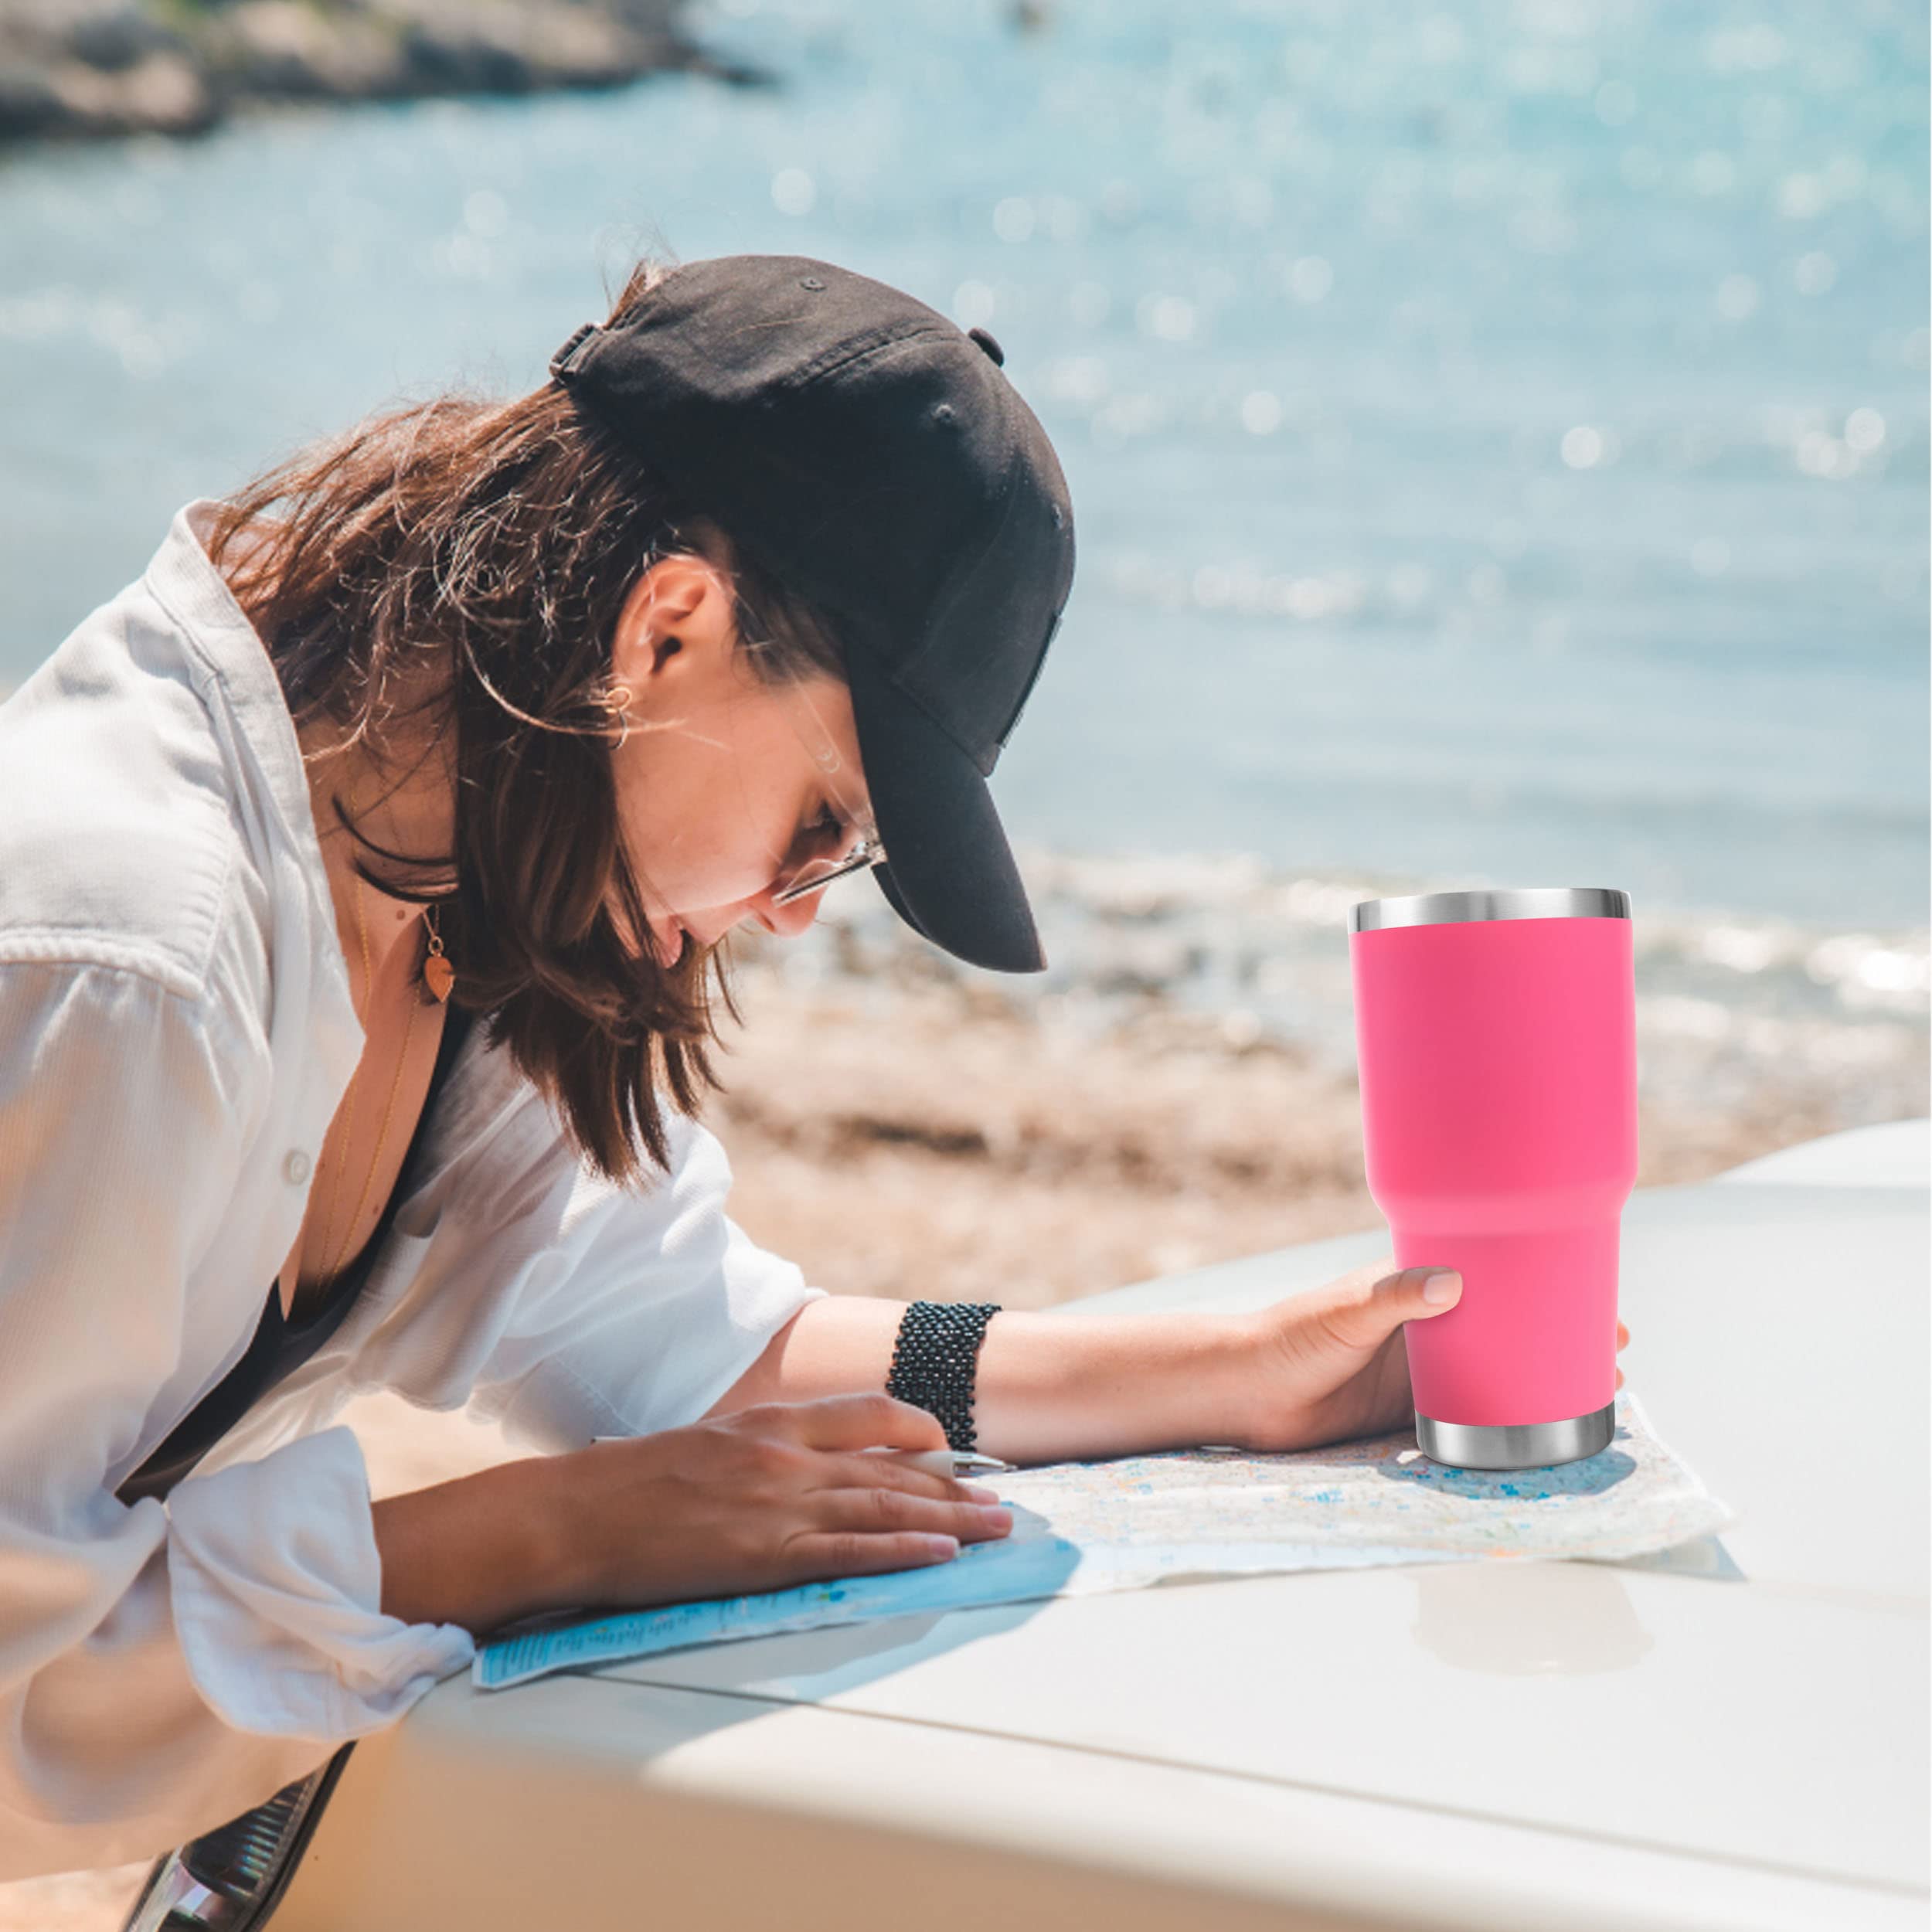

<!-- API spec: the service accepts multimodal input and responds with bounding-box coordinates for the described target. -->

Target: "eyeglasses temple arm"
[771,845,885,907]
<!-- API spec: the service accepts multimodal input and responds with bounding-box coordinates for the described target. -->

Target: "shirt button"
[283,1149,313,1186]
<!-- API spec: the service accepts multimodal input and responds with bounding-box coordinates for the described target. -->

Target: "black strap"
[115,1002,477,1507]
[549,321,600,383]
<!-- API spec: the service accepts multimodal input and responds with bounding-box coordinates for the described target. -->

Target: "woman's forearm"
[703,1294,1259,1464]
[975,1304,1260,1461]
[369,1298,1251,1634]
[370,1454,582,1633]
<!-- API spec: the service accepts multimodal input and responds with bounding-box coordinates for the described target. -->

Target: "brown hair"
[206,255,847,1188]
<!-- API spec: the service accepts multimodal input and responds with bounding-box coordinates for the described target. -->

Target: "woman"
[0,250,1624,1879]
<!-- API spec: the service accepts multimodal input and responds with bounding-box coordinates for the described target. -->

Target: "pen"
[590,1437,1012,1478]
[860,1447,1015,1478]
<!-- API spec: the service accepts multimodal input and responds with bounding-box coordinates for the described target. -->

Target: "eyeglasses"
[770,681,887,908]
[771,835,886,906]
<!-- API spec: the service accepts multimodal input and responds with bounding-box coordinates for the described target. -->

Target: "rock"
[0,60,67,138]
[0,0,186,67]
[43,49,216,135]
[522,5,663,89]
[209,2,410,99]
[59,0,179,73]
[0,0,209,136]
[0,0,718,145]
[387,0,661,96]
[394,5,536,94]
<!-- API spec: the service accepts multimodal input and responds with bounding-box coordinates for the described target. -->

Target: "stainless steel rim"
[1349,887,1631,934]
[1415,1402,1616,1471]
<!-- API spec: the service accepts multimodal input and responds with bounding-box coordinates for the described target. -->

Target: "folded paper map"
[475,1386,1736,1691]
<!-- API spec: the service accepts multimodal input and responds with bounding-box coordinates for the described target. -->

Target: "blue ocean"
[0,0,1924,1080]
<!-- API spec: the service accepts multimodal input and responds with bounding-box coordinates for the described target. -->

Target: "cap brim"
[844,645,1045,973]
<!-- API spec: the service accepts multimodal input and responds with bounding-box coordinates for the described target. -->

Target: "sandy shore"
[4,880,1922,1928]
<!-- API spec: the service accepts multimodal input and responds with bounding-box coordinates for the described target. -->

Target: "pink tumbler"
[1348,888,1638,1470]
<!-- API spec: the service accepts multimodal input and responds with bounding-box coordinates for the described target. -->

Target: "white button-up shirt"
[0,499,825,1879]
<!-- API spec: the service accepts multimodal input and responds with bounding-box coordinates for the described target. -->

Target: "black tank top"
[116,1001,478,1508]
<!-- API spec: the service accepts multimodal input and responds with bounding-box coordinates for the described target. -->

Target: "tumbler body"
[1349,889,1638,1468]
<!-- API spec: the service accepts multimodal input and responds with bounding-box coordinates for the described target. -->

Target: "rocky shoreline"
[0,0,767,146]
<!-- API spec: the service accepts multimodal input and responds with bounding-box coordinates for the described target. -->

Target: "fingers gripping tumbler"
[1348,889,1638,1471]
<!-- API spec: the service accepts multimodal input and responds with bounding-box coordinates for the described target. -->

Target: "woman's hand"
[1230,1256,1631,1455]
[549,1392,1013,1614]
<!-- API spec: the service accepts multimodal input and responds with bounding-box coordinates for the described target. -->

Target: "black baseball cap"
[547,253,1076,972]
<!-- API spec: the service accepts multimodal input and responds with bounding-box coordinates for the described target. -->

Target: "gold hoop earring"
[601,682,634,750]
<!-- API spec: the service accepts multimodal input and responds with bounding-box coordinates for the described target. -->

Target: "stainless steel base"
[1414,1401,1616,1471]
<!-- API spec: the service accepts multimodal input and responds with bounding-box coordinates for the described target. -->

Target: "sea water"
[0,0,1923,1069]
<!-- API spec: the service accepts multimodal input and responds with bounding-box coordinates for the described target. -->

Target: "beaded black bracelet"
[885,1301,1002,1454]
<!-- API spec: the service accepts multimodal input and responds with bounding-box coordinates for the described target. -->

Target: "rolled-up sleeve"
[0,961,471,1882]
[453,1105,828,1455]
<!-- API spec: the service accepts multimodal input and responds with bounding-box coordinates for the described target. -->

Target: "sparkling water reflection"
[0,0,1924,930]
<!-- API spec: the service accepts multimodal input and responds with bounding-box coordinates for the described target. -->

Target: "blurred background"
[0,2,1926,1914]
